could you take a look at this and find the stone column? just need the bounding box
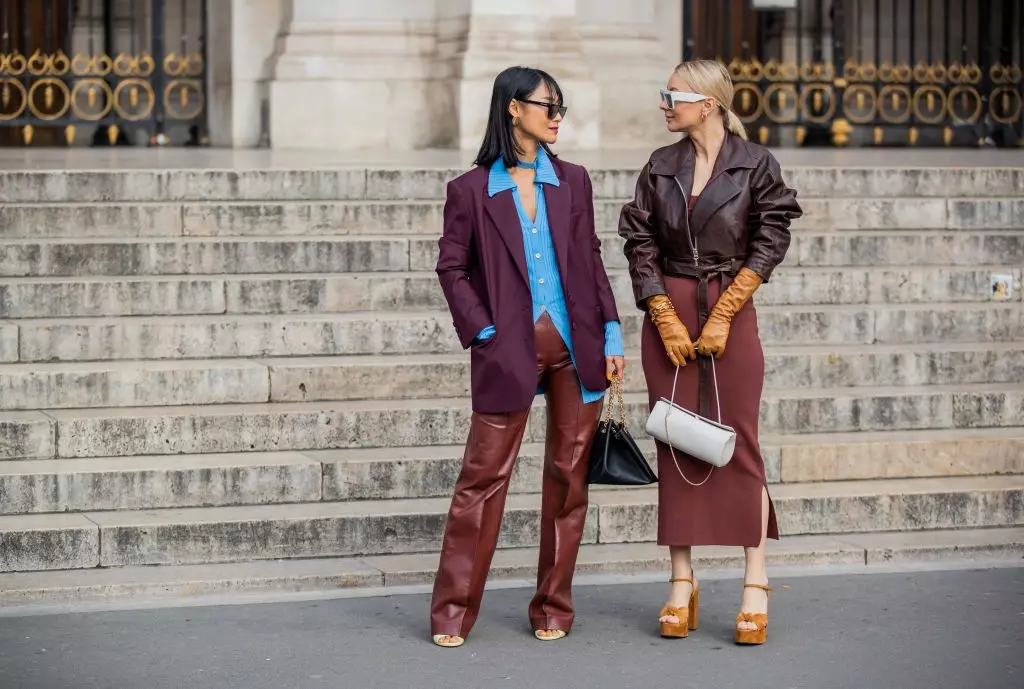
[439,0,601,151]
[576,0,676,149]
[211,0,284,146]
[206,1,235,147]
[268,0,448,149]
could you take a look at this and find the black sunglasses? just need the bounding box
[518,98,568,119]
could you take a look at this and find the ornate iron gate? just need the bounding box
[683,0,1024,147]
[0,0,208,146]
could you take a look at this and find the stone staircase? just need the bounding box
[1,163,1022,606]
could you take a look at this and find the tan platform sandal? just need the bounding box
[533,629,567,641]
[735,583,772,645]
[432,634,465,648]
[658,577,699,638]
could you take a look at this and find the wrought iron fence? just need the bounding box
[0,0,208,146]
[683,0,1024,147]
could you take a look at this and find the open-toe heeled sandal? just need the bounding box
[658,577,699,638]
[735,583,772,645]
[432,634,465,648]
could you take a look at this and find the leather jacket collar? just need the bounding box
[648,131,760,179]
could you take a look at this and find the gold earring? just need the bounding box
[512,116,521,127]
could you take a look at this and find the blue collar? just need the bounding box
[487,147,560,197]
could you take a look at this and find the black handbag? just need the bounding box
[588,378,658,486]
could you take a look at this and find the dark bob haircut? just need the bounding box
[474,66,563,170]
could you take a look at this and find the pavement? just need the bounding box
[0,565,1021,689]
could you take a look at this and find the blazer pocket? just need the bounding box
[470,333,508,385]
[475,333,498,349]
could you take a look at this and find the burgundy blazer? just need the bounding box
[436,157,620,414]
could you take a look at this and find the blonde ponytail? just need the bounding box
[673,59,749,139]
[724,108,748,140]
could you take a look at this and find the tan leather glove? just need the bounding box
[695,268,763,359]
[646,294,696,367]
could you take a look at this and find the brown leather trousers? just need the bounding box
[430,313,603,638]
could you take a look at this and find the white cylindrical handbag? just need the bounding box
[644,357,736,486]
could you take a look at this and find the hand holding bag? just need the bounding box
[588,378,658,486]
[644,357,736,486]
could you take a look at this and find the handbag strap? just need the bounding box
[670,357,722,424]
[664,359,719,487]
[602,377,627,428]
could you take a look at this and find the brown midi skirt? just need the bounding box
[641,274,779,547]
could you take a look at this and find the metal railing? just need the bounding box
[683,0,1023,147]
[0,0,208,146]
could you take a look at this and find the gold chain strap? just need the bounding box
[602,377,628,428]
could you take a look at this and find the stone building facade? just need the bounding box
[1,0,1018,150]
[204,0,1023,151]
[208,0,684,151]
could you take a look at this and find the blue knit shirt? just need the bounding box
[475,148,623,404]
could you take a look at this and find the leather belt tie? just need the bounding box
[662,256,744,418]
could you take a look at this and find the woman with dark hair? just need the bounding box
[430,66,624,648]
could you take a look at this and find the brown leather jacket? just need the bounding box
[619,132,802,308]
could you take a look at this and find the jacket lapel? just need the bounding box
[689,172,742,238]
[661,133,757,238]
[483,191,529,286]
[543,177,572,282]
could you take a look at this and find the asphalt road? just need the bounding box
[1,567,1021,689]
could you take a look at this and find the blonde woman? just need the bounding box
[619,60,802,645]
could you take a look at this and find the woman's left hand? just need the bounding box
[606,355,625,382]
[695,312,731,358]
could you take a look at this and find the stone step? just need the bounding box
[264,343,1024,404]
[790,230,1024,268]
[0,411,54,460]
[1,342,1018,411]
[1,475,1019,572]
[3,265,1018,318]
[755,265,1022,305]
[2,197,1022,238]
[3,384,1020,460]
[5,427,1020,513]
[320,526,1024,589]
[9,304,1021,363]
[1,166,1020,203]
[315,427,1024,501]
[0,359,271,410]
[2,526,1021,607]
[772,427,1024,483]
[1,230,1020,281]
[0,453,323,515]
[0,445,644,515]
[595,475,1024,544]
[0,275,229,318]
[0,323,16,362]
[0,237,411,277]
[0,493,600,571]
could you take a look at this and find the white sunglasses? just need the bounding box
[660,88,709,107]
